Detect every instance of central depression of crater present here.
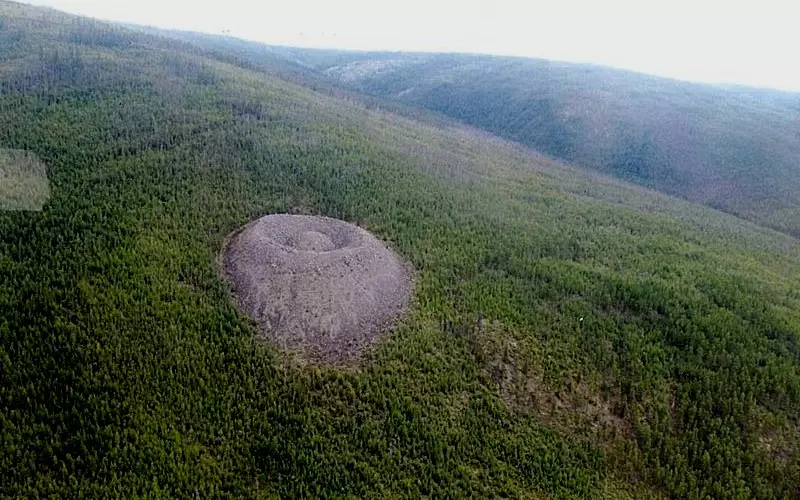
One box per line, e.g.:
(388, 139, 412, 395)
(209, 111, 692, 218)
(223, 214, 413, 363)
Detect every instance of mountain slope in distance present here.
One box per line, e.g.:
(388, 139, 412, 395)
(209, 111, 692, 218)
(283, 50, 800, 239)
(1, 2, 800, 498)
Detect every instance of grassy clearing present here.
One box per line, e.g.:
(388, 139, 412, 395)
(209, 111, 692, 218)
(0, 148, 49, 210)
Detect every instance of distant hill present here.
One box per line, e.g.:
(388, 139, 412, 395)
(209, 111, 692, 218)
(281, 50, 800, 238)
(1, 2, 799, 498)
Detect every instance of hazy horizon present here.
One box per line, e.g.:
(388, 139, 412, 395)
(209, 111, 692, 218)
(21, 0, 800, 92)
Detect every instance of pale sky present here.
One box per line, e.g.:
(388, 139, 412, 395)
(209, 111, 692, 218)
(23, 0, 800, 91)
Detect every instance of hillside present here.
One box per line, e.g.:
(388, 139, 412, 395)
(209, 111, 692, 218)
(283, 50, 800, 239)
(1, 2, 800, 498)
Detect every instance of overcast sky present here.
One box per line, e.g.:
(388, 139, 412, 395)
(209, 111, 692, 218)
(23, 0, 800, 91)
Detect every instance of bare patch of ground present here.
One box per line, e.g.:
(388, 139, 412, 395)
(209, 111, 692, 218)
(0, 149, 50, 211)
(450, 318, 656, 493)
(453, 318, 631, 443)
(750, 406, 800, 470)
(222, 214, 413, 363)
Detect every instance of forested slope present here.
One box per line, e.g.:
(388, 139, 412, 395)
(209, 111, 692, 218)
(1, 2, 800, 498)
(287, 50, 800, 239)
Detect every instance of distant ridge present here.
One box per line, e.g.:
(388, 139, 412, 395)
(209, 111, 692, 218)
(278, 49, 800, 238)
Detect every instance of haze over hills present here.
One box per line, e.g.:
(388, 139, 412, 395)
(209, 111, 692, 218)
(1, 1, 799, 498)
(265, 49, 800, 238)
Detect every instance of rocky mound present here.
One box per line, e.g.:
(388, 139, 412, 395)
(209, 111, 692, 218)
(223, 214, 413, 363)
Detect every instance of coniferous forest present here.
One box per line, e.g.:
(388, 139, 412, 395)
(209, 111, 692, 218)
(1, 2, 799, 498)
(297, 49, 800, 239)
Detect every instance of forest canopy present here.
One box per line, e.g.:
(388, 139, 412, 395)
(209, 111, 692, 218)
(0, 2, 799, 498)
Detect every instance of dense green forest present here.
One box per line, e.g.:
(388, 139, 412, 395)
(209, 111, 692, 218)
(269, 49, 800, 239)
(1, 2, 799, 497)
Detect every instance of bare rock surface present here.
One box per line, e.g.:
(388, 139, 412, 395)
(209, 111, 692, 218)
(223, 214, 413, 363)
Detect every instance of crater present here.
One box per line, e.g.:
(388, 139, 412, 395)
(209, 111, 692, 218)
(293, 230, 335, 252)
(222, 214, 413, 363)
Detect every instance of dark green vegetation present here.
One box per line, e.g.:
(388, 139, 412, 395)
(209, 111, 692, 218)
(284, 50, 800, 239)
(1, 2, 800, 497)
